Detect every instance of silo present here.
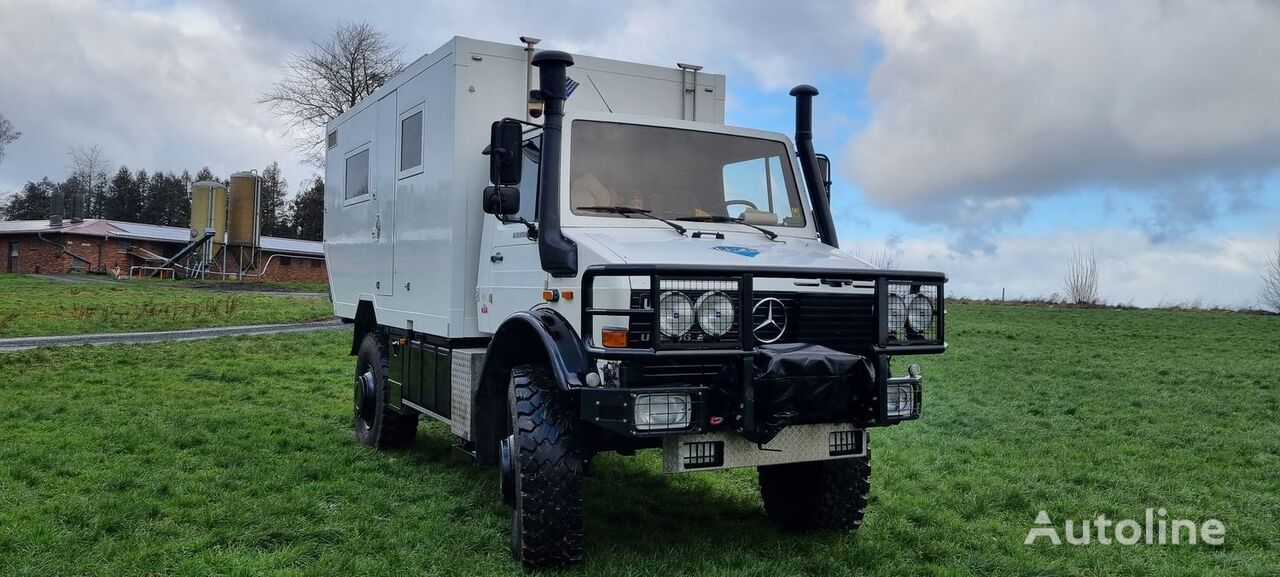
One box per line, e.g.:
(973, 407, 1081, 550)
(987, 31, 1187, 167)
(227, 171, 261, 248)
(189, 180, 228, 260)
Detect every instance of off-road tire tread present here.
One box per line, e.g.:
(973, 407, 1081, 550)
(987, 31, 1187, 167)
(510, 365, 585, 570)
(355, 331, 417, 449)
(758, 445, 871, 532)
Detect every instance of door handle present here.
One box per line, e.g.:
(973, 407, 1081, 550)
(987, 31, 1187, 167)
(490, 253, 503, 263)
(372, 214, 381, 239)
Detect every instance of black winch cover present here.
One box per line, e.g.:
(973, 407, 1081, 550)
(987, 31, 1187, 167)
(739, 343, 875, 444)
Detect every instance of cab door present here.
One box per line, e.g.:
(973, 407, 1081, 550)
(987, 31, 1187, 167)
(478, 138, 544, 332)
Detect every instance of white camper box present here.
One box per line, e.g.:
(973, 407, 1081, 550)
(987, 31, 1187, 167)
(323, 36, 726, 339)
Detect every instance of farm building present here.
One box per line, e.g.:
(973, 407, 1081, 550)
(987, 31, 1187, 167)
(0, 218, 326, 282)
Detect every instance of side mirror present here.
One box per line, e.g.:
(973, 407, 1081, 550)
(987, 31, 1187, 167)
(487, 119, 524, 185)
(815, 153, 833, 197)
(482, 185, 520, 215)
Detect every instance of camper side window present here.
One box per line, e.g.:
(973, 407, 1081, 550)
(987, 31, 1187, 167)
(399, 109, 423, 174)
(345, 149, 370, 200)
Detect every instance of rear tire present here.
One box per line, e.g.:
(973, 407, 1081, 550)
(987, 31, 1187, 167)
(505, 364, 585, 570)
(353, 330, 417, 449)
(758, 446, 871, 532)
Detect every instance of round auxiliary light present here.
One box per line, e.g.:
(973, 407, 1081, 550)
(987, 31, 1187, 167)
(887, 293, 908, 333)
(906, 293, 934, 333)
(694, 291, 735, 337)
(658, 291, 695, 338)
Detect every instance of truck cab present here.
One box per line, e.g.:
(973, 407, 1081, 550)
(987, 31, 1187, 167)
(324, 37, 946, 570)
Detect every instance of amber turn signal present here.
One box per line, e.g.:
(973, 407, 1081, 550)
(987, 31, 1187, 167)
(601, 327, 629, 348)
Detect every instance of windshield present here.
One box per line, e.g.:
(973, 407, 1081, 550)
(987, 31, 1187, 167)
(569, 121, 807, 228)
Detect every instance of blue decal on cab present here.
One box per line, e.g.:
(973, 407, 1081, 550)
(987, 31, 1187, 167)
(713, 245, 760, 258)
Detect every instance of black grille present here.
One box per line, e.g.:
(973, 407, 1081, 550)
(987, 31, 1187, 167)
(753, 291, 877, 353)
(682, 441, 724, 469)
(625, 359, 726, 386)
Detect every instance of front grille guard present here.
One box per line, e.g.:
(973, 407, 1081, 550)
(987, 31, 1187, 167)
(581, 264, 947, 361)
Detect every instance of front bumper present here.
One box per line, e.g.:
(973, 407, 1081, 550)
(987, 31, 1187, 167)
(577, 264, 942, 438)
(579, 360, 924, 439)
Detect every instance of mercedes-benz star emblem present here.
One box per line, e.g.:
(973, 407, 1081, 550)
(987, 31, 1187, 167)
(752, 297, 788, 344)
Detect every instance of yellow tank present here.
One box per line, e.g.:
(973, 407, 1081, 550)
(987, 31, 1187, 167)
(189, 180, 228, 257)
(227, 171, 260, 248)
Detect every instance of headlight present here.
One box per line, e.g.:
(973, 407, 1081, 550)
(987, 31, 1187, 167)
(885, 381, 917, 419)
(658, 291, 695, 338)
(887, 293, 908, 332)
(905, 293, 934, 332)
(634, 392, 692, 431)
(694, 291, 735, 337)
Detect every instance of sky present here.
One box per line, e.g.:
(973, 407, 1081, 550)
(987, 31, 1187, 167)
(0, 0, 1277, 307)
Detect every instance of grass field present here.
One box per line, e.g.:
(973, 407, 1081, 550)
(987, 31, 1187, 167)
(0, 274, 333, 337)
(0, 303, 1276, 576)
(163, 278, 331, 294)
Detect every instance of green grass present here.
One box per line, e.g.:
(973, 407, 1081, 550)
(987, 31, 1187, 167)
(164, 278, 331, 294)
(0, 303, 1276, 575)
(0, 274, 333, 337)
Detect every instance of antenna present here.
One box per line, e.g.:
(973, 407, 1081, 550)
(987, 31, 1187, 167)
(521, 36, 542, 121)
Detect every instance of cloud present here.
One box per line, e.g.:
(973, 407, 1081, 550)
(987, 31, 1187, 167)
(846, 229, 1277, 308)
(848, 0, 1280, 234)
(0, 0, 871, 197)
(0, 0, 296, 192)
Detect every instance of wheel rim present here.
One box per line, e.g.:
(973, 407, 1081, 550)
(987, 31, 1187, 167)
(354, 369, 377, 427)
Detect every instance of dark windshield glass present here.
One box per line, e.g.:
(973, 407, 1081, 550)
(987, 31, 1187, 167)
(569, 121, 806, 227)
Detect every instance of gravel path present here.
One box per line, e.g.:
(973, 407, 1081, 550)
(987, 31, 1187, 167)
(0, 319, 346, 352)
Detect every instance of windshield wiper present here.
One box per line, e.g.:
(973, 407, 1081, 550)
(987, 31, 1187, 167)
(674, 215, 778, 241)
(575, 206, 687, 235)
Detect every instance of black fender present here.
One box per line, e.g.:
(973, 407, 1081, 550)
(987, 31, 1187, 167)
(472, 308, 591, 464)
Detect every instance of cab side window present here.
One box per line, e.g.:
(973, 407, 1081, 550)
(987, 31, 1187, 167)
(514, 136, 541, 222)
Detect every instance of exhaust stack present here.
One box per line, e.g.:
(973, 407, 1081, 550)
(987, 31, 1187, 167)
(532, 49, 578, 277)
(790, 84, 838, 248)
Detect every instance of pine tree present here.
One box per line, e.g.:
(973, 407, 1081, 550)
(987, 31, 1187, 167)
(0, 179, 54, 220)
(88, 169, 109, 219)
(104, 166, 139, 221)
(195, 166, 215, 182)
(290, 176, 324, 240)
(259, 161, 288, 237)
(166, 172, 190, 227)
(138, 170, 167, 225)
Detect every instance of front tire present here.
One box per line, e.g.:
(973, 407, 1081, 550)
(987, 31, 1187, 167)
(758, 446, 872, 532)
(353, 331, 417, 449)
(504, 364, 585, 570)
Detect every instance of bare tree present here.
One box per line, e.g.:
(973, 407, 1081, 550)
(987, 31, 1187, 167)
(68, 144, 111, 218)
(861, 248, 898, 270)
(1261, 236, 1280, 312)
(0, 113, 21, 164)
(1063, 246, 1101, 305)
(260, 22, 405, 166)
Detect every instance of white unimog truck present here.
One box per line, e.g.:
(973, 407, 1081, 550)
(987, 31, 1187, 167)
(324, 36, 947, 569)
